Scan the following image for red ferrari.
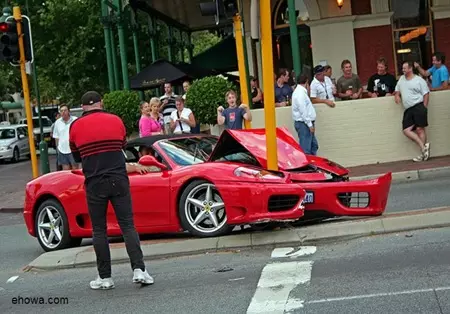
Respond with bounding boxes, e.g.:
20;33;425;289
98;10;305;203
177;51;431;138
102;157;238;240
23;127;391;252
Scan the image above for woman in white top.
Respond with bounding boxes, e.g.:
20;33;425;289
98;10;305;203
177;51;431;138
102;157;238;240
169;97;196;134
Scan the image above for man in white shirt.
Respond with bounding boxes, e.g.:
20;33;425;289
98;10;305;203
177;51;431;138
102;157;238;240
292;74;318;155
395;61;430;162
52;104;78;170
310;65;336;108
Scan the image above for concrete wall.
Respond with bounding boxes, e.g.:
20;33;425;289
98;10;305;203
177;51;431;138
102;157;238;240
248;90;450;167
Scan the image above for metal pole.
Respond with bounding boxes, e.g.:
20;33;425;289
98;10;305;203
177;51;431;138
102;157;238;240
167;25;173;62
147;15;159;97
13;6;38;178
287;0;301;78
109;26;120;89
233;14;251;129
187;32;193;62
101;0;115;92
114;0;130;89
24;1;49;174
132;28;144;100
179;30;184;62
260;0;278;170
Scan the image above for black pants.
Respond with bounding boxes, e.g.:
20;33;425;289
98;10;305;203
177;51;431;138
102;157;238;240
85;176;145;278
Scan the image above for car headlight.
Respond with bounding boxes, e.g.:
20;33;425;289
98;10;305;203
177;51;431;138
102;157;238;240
234;167;285;181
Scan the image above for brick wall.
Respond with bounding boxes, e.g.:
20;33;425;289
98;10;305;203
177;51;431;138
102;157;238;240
354;25;395;85
433;18;450;69
351;0;372;16
248;90;450;167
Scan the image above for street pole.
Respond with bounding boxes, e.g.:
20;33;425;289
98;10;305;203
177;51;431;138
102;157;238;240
114;0;130;89
132;27;144;100
13;6;38;178
233;14;251;129
167;25;173;62
24;0;49;175
101;0;115;91
187;32;193;63
109;27;120;90
287;0;301;79
147;15;159;96
260;0;278;171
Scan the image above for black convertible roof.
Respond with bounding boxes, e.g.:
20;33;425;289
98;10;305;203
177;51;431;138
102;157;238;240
126;133;216;148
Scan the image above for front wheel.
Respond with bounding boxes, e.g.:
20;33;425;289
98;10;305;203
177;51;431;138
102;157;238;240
35;199;82;252
178;180;233;237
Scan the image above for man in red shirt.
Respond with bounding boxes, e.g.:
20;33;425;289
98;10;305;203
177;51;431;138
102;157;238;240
69;91;154;290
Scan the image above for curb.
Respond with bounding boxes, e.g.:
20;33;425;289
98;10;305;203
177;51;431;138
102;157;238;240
25;206;450;271
351;166;450;183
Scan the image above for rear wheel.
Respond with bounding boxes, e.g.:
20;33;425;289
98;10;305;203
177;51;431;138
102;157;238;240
35;199;82;252
11;147;20;163
178;180;233;237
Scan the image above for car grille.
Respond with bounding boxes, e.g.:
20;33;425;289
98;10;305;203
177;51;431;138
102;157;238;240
338;192;369;208
268;195;300;212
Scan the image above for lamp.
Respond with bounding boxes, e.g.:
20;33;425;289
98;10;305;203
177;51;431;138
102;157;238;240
337;0;344;9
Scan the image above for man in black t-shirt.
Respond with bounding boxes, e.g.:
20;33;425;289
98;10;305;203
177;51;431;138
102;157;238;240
367;57;397;97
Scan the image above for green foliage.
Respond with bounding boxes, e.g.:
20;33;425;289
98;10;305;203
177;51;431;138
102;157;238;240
103;90;141;134
185;76;236;125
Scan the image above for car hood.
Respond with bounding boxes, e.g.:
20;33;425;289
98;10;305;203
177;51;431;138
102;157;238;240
0;138;14;147
208;127;309;170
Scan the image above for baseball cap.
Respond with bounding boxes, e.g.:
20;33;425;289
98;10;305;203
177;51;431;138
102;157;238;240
81;91;102;106
313;65;325;75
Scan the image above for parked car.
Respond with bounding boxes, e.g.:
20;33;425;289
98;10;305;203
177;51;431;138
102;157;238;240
23;127;392;252
0;123;31;162
18;116;54;148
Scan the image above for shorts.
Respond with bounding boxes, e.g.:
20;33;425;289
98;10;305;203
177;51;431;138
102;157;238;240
402;102;428;130
57;150;77;166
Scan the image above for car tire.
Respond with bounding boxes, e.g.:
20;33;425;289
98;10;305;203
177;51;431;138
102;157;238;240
11;147;20;163
178;180;233;237
35;199;82;252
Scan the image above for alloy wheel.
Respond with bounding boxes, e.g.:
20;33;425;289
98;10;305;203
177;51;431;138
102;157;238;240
37;205;64;249
184;183;227;234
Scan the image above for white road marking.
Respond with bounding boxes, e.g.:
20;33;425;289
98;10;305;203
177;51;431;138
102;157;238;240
271;246;316;259
6;276;19;283
306;286;450;304
228;277;245;281
246;261;313;314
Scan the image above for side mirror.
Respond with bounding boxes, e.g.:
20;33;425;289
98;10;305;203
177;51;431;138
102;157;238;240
138;155;167;170
18;134;25;139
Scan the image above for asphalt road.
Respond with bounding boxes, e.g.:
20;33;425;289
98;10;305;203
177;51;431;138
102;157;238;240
1;226;450;313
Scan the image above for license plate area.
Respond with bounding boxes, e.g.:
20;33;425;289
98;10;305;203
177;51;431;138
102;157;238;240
303;191;314;204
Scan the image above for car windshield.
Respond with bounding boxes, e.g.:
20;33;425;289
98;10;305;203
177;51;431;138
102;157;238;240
0;129;15;139
157;137;218;166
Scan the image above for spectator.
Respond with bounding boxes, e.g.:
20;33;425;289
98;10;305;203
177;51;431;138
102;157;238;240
250;76;263;109
275;68;293;107
182;81;190;100
159;82;178;134
139;99;163;137
170;97;196;134
367;57;397;97
395;61;430;162
217;90;252;130
69;91;154;290
323;65;338;97
52;104;78;170
310;65;336;108
414;52;449;91
336;60;363;100
292;74;318;155
51;112;62;171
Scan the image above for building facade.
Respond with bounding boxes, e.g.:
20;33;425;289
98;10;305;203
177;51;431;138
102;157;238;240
238;0;450;88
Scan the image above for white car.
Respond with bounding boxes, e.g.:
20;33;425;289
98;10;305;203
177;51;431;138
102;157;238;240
0;123;31;162
18;116;54;148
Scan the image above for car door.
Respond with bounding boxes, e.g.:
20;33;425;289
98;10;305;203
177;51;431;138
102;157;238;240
128;170;171;228
17;127;29;155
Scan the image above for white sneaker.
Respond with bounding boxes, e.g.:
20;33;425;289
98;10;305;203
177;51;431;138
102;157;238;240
133;269;154;285
423;143;430;161
90;276;115;290
413;155;424;162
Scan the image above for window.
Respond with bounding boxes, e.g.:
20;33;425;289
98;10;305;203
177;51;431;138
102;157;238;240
0;129;16;139
157;137;217;166
391;0;434;76
274;0;309;29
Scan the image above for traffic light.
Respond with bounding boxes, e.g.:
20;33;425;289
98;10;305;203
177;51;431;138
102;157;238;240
0;20;19;62
0;18;32;63
199;0;238;22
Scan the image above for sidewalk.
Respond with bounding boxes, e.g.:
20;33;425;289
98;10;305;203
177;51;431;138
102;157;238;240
25;206;450;271
349;155;450;182
2;155;450;212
